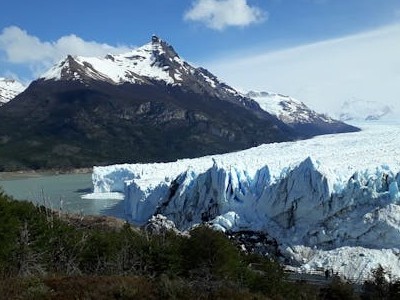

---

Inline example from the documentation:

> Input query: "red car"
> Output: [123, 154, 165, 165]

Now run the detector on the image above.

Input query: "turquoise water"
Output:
[0, 173, 125, 218]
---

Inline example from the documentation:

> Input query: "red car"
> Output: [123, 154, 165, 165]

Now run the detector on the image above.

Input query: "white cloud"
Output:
[184, 0, 267, 30]
[206, 23, 400, 116]
[0, 26, 130, 77]
[0, 27, 54, 64]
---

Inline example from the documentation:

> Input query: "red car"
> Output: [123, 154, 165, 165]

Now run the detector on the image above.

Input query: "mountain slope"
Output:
[0, 37, 296, 171]
[0, 78, 25, 105]
[247, 91, 359, 137]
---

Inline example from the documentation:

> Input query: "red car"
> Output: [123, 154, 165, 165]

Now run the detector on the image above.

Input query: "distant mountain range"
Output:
[246, 91, 356, 136]
[338, 99, 395, 121]
[0, 78, 25, 105]
[0, 36, 358, 171]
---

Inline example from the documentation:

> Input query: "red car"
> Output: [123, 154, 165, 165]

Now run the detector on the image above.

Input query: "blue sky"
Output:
[1, 0, 399, 113]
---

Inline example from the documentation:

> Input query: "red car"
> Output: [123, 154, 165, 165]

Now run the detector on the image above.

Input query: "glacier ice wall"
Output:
[119, 157, 400, 250]
[90, 123, 400, 279]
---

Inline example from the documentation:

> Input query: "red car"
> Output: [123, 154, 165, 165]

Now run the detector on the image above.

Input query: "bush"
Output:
[362, 264, 400, 300]
[0, 190, 321, 299]
[320, 276, 359, 300]
[180, 226, 242, 280]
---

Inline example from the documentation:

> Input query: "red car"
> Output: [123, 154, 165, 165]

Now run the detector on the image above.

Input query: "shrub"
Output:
[361, 264, 400, 300]
[320, 275, 359, 300]
[180, 226, 242, 280]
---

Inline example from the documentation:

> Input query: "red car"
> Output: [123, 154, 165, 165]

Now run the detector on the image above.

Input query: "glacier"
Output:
[89, 122, 400, 280]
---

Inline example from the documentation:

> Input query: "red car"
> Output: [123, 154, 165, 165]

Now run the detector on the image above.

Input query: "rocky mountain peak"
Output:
[40, 36, 187, 85]
[150, 35, 177, 55]
[149, 36, 181, 69]
[0, 77, 26, 105]
[151, 35, 160, 44]
[59, 55, 81, 79]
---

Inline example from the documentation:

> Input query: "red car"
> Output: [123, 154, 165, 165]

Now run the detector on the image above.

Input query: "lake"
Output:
[0, 172, 126, 219]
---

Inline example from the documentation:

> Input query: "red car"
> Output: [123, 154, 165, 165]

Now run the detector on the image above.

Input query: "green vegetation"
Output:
[361, 264, 400, 300]
[2, 189, 399, 299]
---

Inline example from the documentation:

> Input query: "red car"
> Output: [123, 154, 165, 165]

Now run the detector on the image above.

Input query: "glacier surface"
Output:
[89, 122, 400, 280]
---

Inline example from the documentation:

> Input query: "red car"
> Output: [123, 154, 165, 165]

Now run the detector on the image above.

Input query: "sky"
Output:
[1, 0, 399, 114]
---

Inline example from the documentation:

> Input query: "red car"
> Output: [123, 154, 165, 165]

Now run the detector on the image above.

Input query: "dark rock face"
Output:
[0, 78, 293, 171]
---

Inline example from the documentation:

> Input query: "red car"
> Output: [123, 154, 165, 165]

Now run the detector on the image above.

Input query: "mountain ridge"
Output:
[40, 36, 265, 113]
[0, 36, 358, 171]
[338, 99, 395, 121]
[246, 90, 357, 136]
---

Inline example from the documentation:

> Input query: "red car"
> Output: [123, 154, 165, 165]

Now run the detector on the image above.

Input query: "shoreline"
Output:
[0, 167, 93, 180]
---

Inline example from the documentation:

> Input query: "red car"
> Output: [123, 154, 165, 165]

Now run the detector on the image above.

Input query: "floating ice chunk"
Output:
[81, 192, 124, 200]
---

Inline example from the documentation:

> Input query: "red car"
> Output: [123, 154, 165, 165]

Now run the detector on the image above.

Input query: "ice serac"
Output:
[91, 123, 400, 280]
[121, 157, 400, 248]
[151, 163, 266, 231]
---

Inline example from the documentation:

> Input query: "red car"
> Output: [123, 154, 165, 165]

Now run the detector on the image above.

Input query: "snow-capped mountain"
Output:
[246, 91, 354, 136]
[41, 36, 182, 84]
[40, 36, 259, 110]
[246, 91, 333, 124]
[0, 36, 297, 171]
[339, 99, 395, 121]
[89, 122, 400, 281]
[0, 36, 358, 170]
[0, 78, 25, 105]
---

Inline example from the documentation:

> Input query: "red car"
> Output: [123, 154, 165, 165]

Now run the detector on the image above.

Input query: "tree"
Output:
[363, 264, 390, 299]
[320, 275, 358, 300]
